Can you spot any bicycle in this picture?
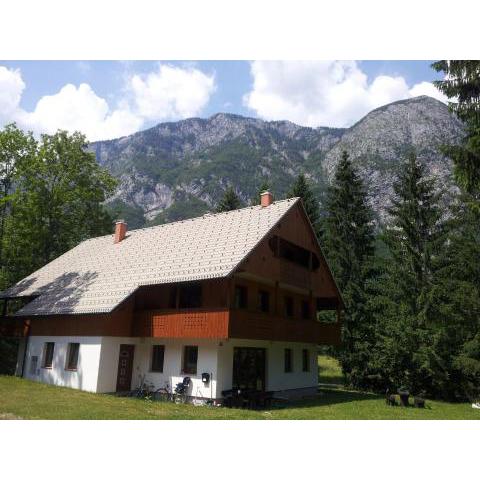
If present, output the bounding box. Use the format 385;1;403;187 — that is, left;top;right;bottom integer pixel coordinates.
153;381;173;402
129;374;154;399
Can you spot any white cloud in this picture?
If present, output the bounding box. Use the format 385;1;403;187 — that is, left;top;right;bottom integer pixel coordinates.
409;81;448;103
0;64;216;141
129;64;216;121
0;66;25;122
20;84;143;141
244;61;447;128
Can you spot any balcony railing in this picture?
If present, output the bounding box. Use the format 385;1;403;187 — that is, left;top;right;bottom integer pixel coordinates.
132;308;230;339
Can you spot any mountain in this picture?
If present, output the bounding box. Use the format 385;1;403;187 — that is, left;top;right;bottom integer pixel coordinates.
90;96;464;227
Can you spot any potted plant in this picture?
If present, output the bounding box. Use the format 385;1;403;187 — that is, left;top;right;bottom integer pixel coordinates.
398;385;410;407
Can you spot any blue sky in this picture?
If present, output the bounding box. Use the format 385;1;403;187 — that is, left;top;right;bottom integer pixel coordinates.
0;60;446;141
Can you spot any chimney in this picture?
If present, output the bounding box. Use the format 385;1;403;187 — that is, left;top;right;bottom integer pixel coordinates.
260;191;273;207
114;220;127;244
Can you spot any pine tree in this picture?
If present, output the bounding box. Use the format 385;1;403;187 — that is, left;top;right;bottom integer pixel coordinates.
322;151;377;388
432;61;480;197
216;186;243;212
288;174;321;237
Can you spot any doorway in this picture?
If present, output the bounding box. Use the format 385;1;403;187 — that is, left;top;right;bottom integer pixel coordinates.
232;347;266;391
116;344;135;392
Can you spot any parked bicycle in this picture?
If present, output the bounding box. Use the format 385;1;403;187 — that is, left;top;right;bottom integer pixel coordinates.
153;381;173;402
128;374;154;399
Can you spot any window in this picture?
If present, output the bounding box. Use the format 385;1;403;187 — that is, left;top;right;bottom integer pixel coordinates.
30;356;38;375
42;342;55;368
179;283;202;308
284;348;293;373
234;285;248;309
284;296;294;318
302;349;310;372
301;300;310;320
65;343;80;370
269;236;319;270
258;290;270;313
151;345;165;372
182;346;198;374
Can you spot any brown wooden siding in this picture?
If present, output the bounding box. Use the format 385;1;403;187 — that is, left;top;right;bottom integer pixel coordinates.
132;308;229;339
20;298;134;337
229;310;341;345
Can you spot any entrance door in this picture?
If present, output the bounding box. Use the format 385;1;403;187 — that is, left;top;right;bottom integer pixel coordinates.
116;344;135;392
232;347;266;391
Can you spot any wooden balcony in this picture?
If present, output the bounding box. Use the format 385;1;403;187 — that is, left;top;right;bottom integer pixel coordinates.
132;307;341;345
132;308;230;339
229;310;341;345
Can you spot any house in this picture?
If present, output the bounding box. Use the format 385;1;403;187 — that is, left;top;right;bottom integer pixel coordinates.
0;192;343;402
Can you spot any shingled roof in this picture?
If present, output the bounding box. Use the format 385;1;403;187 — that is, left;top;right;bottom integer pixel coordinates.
0;198;300;316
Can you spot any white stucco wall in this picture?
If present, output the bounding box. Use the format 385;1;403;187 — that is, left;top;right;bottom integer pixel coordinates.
96;337;220;398
23;336;103;392
23;336;318;398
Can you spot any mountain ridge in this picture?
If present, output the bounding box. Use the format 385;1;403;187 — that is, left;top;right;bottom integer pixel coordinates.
89;95;463;227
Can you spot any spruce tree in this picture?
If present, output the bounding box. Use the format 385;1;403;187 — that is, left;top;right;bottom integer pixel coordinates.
322;151;376;388
288;173;321;237
216;186;243;212
377;152;448;396
251;179;271;205
432;61;480;197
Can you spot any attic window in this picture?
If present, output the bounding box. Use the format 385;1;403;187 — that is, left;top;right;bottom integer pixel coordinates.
269;236;319;271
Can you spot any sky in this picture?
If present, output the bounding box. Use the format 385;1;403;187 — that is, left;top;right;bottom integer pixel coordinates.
0;60;447;142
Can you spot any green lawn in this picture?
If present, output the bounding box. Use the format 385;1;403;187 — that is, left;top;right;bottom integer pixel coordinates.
1;374;478;420
318;354;344;385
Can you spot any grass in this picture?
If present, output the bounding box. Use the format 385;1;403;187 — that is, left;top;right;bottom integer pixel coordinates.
1;372;479;420
318;354;344;386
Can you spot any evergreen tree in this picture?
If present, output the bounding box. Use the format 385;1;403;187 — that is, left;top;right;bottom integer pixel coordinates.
288;173;321;237
251;179;270;205
432;61;480;198
322;151;377;388
431;61;480;399
376;152;449;396
216;186;243;212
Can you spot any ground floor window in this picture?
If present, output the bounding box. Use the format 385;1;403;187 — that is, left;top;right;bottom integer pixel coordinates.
30;356;38;375
182;345;198;374
302;349;310;372
151;345;165;372
42;342;55;368
284;348;293;373
65;343;80;370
